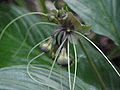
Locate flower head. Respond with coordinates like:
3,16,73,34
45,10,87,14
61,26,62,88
40,8,91,66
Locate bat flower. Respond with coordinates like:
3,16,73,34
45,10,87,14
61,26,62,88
40,9,91,66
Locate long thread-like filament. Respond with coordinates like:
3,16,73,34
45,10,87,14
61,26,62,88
72,42,78,90
27,37,51,60
74,31,120,77
67,41,72,90
13,22,57,57
0,12,47,40
48,37,67,78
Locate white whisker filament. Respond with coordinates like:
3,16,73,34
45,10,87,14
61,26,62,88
13,22,57,57
48,37,67,78
27,37,51,60
0,12,47,40
67,41,72,90
74,31,120,77
72,41,78,90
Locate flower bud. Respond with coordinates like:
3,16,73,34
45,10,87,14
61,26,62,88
57,48,72,66
40,38,52,53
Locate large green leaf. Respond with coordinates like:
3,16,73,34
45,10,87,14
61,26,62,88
64,0,120,45
0,65,97,90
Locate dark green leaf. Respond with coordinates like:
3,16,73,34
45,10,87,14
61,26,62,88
64,0,120,45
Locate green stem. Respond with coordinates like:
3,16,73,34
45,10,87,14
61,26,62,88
78,39,106,90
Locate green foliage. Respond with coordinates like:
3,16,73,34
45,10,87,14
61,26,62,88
0,65,97,90
0,1,120,90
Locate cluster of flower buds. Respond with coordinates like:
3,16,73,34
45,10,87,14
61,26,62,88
48,8,68,24
40,35,73,66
